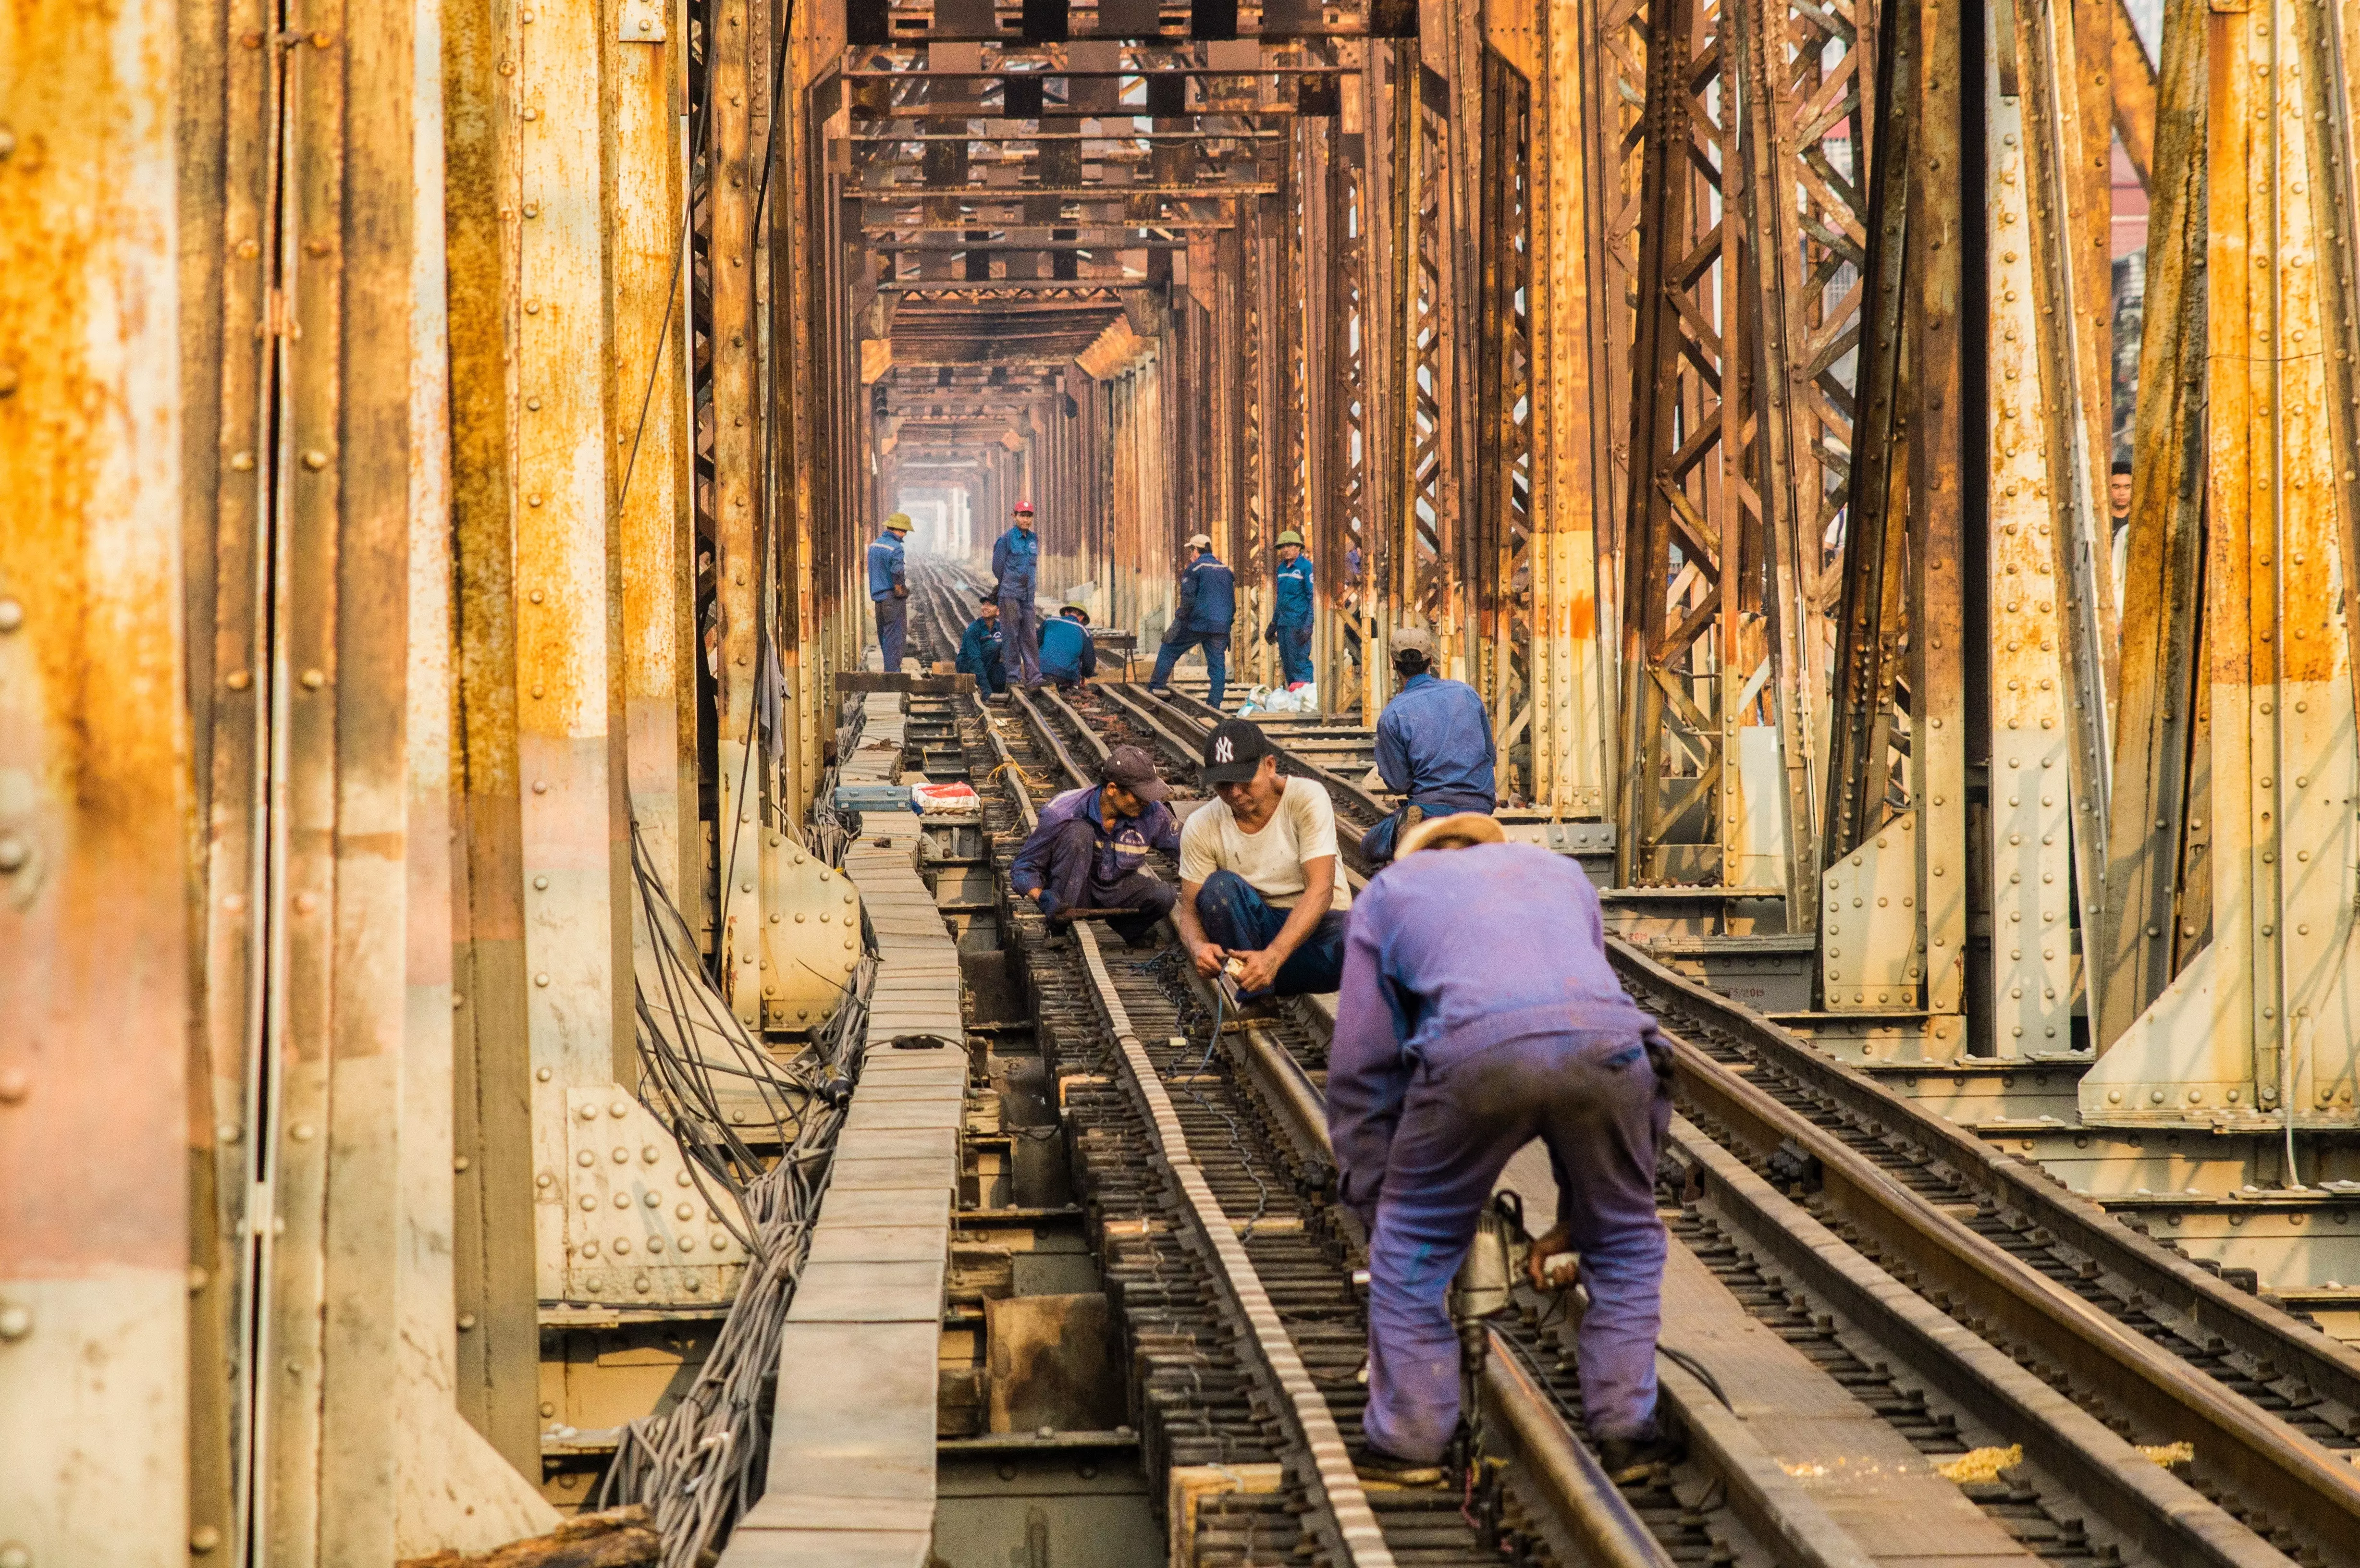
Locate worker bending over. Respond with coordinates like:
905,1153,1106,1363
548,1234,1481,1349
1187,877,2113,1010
1363,625,1496,864
1267,529,1315,687
1037,604,1098,690
1328,814,1678,1485
1148,532,1237,709
867,513,913,671
992,500,1044,686
1009,746,1180,947
956,595,1006,701
1175,719,1350,998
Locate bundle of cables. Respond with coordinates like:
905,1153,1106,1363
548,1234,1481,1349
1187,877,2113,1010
595,806,876,1565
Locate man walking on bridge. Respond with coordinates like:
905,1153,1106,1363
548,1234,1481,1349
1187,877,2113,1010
1328,813,1680,1486
867,512,913,671
1009,745,1180,946
992,500,1044,687
1362,625,1496,865
1148,531,1237,708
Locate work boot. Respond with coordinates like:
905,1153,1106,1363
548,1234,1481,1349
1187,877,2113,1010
1597,1433,1685,1484
1348,1442,1446,1488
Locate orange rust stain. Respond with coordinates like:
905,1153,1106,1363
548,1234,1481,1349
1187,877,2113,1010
1,0,193,1274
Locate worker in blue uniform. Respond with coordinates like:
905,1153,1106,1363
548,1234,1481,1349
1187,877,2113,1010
1362,625,1497,865
1267,529,1315,687
867,512,913,671
1147,531,1237,708
1037,604,1098,690
1008,745,1180,946
1328,813,1680,1487
955,595,1006,701
990,500,1044,686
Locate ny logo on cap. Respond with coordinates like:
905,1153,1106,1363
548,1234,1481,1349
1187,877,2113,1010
1213,736,1234,763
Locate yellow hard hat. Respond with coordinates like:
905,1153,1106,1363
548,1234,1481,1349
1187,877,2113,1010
1398,812,1507,856
1276,530,1304,547
885,513,913,532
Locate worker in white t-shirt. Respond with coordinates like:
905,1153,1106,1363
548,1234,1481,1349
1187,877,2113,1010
1174,717,1352,998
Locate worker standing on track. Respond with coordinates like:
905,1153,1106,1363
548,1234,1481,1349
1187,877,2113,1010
1328,813,1681,1486
1362,625,1496,865
867,512,913,672
1267,529,1315,688
1148,531,1237,709
992,500,1044,687
956,594,1007,702
1037,604,1098,691
1009,745,1181,947
1174,718,1351,998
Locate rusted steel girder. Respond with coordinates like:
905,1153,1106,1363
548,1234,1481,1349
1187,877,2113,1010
1520,0,1615,820
2081,0,2360,1138
2099,0,2209,1046
0,0,196,1556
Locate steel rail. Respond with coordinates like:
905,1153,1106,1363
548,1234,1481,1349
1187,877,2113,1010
1131,682,1394,824
967,670,1394,1565
1614,944,2360,1473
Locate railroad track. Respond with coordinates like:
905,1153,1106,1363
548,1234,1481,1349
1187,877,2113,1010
907,560,2354,1567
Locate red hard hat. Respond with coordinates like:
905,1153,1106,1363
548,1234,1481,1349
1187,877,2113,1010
1014,500,1035,515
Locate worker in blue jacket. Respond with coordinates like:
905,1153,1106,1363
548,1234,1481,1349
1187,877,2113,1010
1266,529,1315,687
866,513,913,671
990,500,1043,686
1147,531,1237,708
955,595,1006,701
1362,624,1496,865
1009,746,1180,946
1038,604,1098,689
1328,813,1680,1487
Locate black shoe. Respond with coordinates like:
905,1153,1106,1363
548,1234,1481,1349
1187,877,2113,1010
1349,1443,1446,1488
1598,1434,1685,1484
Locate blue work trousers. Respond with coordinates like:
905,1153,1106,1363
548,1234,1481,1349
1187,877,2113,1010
1149,631,1230,708
968,655,1007,699
1034,818,1177,944
1276,624,1314,686
999,594,1041,685
1192,869,1346,997
1362,1030,1671,1462
874,595,908,672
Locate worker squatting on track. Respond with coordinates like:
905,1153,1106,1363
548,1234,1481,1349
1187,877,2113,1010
992,500,1044,686
956,595,1006,700
1008,745,1180,946
866,512,912,670
1148,532,1237,708
1361,623,1498,866
1173,718,1351,998
1037,604,1098,690
1327,813,1684,1487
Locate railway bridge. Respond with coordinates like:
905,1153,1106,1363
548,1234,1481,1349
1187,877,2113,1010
9,0,2360,1562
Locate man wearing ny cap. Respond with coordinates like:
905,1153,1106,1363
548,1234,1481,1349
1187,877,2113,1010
1008,744,1181,947
1328,813,1680,1486
992,500,1045,686
1148,530,1237,708
1363,623,1496,865
867,512,914,672
1174,718,1351,997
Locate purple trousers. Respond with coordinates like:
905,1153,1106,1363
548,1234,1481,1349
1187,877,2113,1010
1360,1031,1671,1462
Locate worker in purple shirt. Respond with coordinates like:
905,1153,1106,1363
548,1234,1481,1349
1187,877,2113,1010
1008,745,1181,947
1327,814,1681,1486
